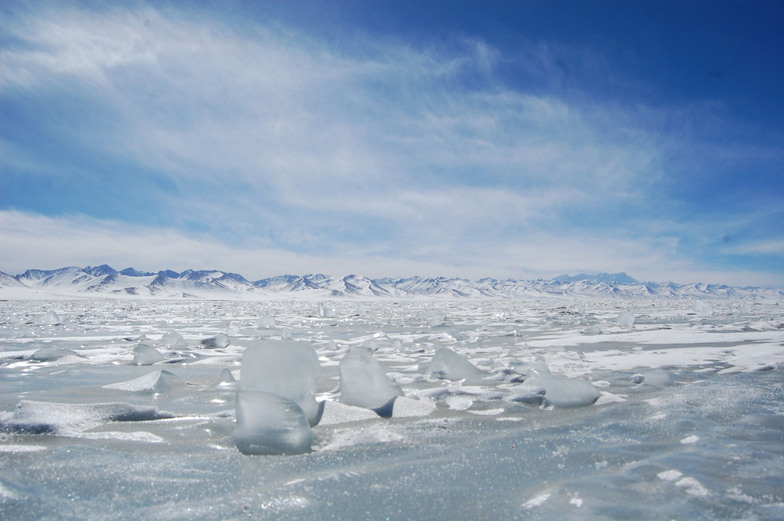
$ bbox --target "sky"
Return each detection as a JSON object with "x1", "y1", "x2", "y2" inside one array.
[{"x1": 1, "y1": 0, "x2": 783, "y2": 286}]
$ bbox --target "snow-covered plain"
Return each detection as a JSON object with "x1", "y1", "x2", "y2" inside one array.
[{"x1": 1, "y1": 297, "x2": 783, "y2": 520}]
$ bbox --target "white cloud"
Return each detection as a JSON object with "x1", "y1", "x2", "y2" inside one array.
[
  {"x1": 2, "y1": 3, "x2": 778, "y2": 286},
  {"x1": 723, "y1": 240, "x2": 784, "y2": 256},
  {"x1": 0, "y1": 210, "x2": 327, "y2": 279},
  {"x1": 3, "y1": 210, "x2": 779, "y2": 286},
  {"x1": 1, "y1": 3, "x2": 663, "y2": 193}
]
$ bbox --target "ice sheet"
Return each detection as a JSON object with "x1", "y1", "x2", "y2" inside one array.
[{"x1": 1, "y1": 297, "x2": 783, "y2": 520}]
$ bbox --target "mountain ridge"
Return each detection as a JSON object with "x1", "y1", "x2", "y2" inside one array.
[{"x1": 1, "y1": 265, "x2": 781, "y2": 300}]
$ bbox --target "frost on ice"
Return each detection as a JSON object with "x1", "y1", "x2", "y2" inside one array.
[
  {"x1": 0, "y1": 400, "x2": 173, "y2": 435},
  {"x1": 339, "y1": 348, "x2": 403, "y2": 417}
]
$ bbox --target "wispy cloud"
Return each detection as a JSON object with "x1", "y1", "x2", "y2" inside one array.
[
  {"x1": 5, "y1": 209, "x2": 775, "y2": 286},
  {"x1": 1, "y1": 2, "x2": 781, "y2": 285},
  {"x1": 723, "y1": 240, "x2": 784, "y2": 256}
]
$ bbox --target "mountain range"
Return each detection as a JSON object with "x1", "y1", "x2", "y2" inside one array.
[{"x1": 1, "y1": 265, "x2": 781, "y2": 300}]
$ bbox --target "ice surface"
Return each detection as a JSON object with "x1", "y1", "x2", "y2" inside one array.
[
  {"x1": 2, "y1": 297, "x2": 784, "y2": 520},
  {"x1": 240, "y1": 341, "x2": 323, "y2": 426},
  {"x1": 339, "y1": 348, "x2": 403, "y2": 416},
  {"x1": 427, "y1": 347, "x2": 488, "y2": 382},
  {"x1": 132, "y1": 343, "x2": 165, "y2": 365},
  {"x1": 232, "y1": 390, "x2": 313, "y2": 455},
  {"x1": 392, "y1": 396, "x2": 437, "y2": 418}
]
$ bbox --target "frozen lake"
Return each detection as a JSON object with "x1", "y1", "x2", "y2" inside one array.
[{"x1": 1, "y1": 297, "x2": 783, "y2": 520}]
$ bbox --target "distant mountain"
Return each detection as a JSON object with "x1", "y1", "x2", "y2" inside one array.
[
  {"x1": 553, "y1": 272, "x2": 639, "y2": 285},
  {"x1": 1, "y1": 265, "x2": 781, "y2": 300},
  {"x1": 0, "y1": 270, "x2": 28, "y2": 288}
]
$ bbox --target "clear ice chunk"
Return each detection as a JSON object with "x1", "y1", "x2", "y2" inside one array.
[
  {"x1": 339, "y1": 348, "x2": 403, "y2": 417},
  {"x1": 132, "y1": 343, "x2": 165, "y2": 365},
  {"x1": 201, "y1": 333, "x2": 230, "y2": 348},
  {"x1": 427, "y1": 347, "x2": 488, "y2": 382},
  {"x1": 39, "y1": 311, "x2": 61, "y2": 325},
  {"x1": 636, "y1": 369, "x2": 675, "y2": 387},
  {"x1": 504, "y1": 380, "x2": 547, "y2": 405},
  {"x1": 103, "y1": 370, "x2": 179, "y2": 394},
  {"x1": 231, "y1": 390, "x2": 312, "y2": 455},
  {"x1": 30, "y1": 347, "x2": 78, "y2": 362},
  {"x1": 240, "y1": 342, "x2": 323, "y2": 426},
  {"x1": 211, "y1": 368, "x2": 239, "y2": 391},
  {"x1": 527, "y1": 363, "x2": 600, "y2": 408},
  {"x1": 160, "y1": 331, "x2": 186, "y2": 347},
  {"x1": 257, "y1": 315, "x2": 276, "y2": 329},
  {"x1": 580, "y1": 325, "x2": 602, "y2": 335},
  {"x1": 617, "y1": 310, "x2": 635, "y2": 329}
]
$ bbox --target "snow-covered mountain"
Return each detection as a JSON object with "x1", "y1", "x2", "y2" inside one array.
[{"x1": 1, "y1": 265, "x2": 781, "y2": 300}]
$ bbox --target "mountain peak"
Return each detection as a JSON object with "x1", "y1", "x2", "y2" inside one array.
[
  {"x1": 119, "y1": 267, "x2": 154, "y2": 277},
  {"x1": 84, "y1": 264, "x2": 118, "y2": 277}
]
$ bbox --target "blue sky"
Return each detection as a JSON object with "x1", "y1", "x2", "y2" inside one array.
[{"x1": 1, "y1": 1, "x2": 783, "y2": 285}]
